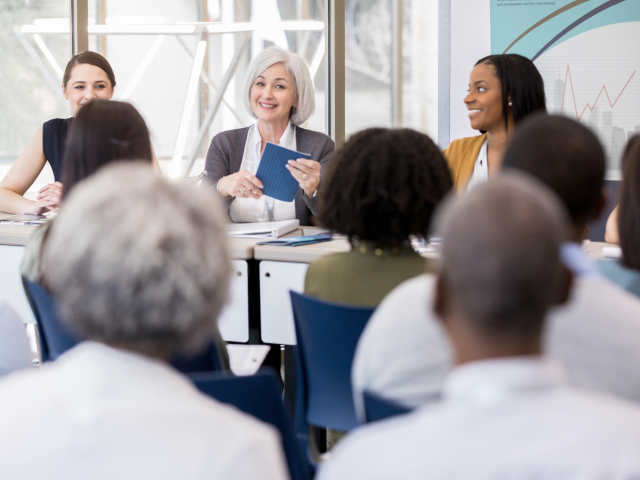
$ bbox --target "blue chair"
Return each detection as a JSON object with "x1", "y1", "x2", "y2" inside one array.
[
  {"x1": 363, "y1": 390, "x2": 413, "y2": 423},
  {"x1": 189, "y1": 369, "x2": 313, "y2": 480},
  {"x1": 23, "y1": 279, "x2": 225, "y2": 371},
  {"x1": 23, "y1": 279, "x2": 79, "y2": 362},
  {"x1": 289, "y1": 291, "x2": 375, "y2": 458}
]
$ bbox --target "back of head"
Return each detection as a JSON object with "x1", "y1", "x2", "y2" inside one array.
[
  {"x1": 618, "y1": 134, "x2": 640, "y2": 270},
  {"x1": 319, "y1": 128, "x2": 453, "y2": 247},
  {"x1": 475, "y1": 54, "x2": 546, "y2": 128},
  {"x1": 440, "y1": 173, "x2": 566, "y2": 336},
  {"x1": 502, "y1": 114, "x2": 605, "y2": 227},
  {"x1": 42, "y1": 163, "x2": 232, "y2": 358},
  {"x1": 61, "y1": 100, "x2": 153, "y2": 200}
]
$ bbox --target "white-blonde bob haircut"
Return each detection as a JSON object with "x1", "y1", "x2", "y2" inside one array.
[{"x1": 243, "y1": 46, "x2": 316, "y2": 125}]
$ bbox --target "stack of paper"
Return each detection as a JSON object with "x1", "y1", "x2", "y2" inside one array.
[{"x1": 227, "y1": 219, "x2": 300, "y2": 238}]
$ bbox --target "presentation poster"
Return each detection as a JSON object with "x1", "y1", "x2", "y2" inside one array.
[{"x1": 490, "y1": 0, "x2": 640, "y2": 176}]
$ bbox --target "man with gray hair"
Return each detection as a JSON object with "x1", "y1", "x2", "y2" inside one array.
[
  {"x1": 319, "y1": 175, "x2": 640, "y2": 479},
  {"x1": 0, "y1": 163, "x2": 289, "y2": 480}
]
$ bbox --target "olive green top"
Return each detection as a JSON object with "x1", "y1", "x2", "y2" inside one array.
[
  {"x1": 20, "y1": 222, "x2": 50, "y2": 284},
  {"x1": 304, "y1": 243, "x2": 428, "y2": 307}
]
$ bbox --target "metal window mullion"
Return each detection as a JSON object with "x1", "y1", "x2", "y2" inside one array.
[
  {"x1": 391, "y1": 0, "x2": 403, "y2": 127},
  {"x1": 325, "y1": 0, "x2": 345, "y2": 148},
  {"x1": 70, "y1": 0, "x2": 89, "y2": 56}
]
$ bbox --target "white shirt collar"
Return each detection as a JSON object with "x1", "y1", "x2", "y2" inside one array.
[
  {"x1": 442, "y1": 356, "x2": 565, "y2": 404},
  {"x1": 251, "y1": 121, "x2": 296, "y2": 152},
  {"x1": 466, "y1": 139, "x2": 488, "y2": 192}
]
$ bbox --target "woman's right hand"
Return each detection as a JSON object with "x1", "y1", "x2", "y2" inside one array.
[
  {"x1": 25, "y1": 182, "x2": 63, "y2": 214},
  {"x1": 218, "y1": 170, "x2": 264, "y2": 200}
]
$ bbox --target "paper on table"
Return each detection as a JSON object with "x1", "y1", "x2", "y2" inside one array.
[
  {"x1": 256, "y1": 142, "x2": 311, "y2": 202},
  {"x1": 226, "y1": 344, "x2": 272, "y2": 376}
]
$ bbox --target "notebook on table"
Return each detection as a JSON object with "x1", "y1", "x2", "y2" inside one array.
[{"x1": 227, "y1": 219, "x2": 300, "y2": 239}]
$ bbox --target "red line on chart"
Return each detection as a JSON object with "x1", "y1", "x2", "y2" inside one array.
[{"x1": 560, "y1": 66, "x2": 636, "y2": 121}]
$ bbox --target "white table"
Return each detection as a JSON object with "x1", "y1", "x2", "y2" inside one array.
[
  {"x1": 255, "y1": 237, "x2": 351, "y2": 345},
  {"x1": 0, "y1": 223, "x2": 260, "y2": 343}
]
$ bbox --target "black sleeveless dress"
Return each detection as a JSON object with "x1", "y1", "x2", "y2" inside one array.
[{"x1": 42, "y1": 118, "x2": 72, "y2": 182}]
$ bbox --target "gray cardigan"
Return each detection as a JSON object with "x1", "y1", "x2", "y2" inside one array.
[{"x1": 204, "y1": 126, "x2": 335, "y2": 226}]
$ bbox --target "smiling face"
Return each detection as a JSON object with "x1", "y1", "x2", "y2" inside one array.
[
  {"x1": 464, "y1": 62, "x2": 508, "y2": 133},
  {"x1": 250, "y1": 62, "x2": 297, "y2": 128},
  {"x1": 63, "y1": 63, "x2": 114, "y2": 115}
]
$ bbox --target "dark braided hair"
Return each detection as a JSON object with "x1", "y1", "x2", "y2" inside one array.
[{"x1": 319, "y1": 128, "x2": 453, "y2": 248}]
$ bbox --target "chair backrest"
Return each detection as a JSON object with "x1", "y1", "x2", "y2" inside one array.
[
  {"x1": 24, "y1": 279, "x2": 79, "y2": 362},
  {"x1": 290, "y1": 291, "x2": 375, "y2": 433},
  {"x1": 189, "y1": 369, "x2": 312, "y2": 480},
  {"x1": 363, "y1": 390, "x2": 412, "y2": 423},
  {"x1": 23, "y1": 279, "x2": 224, "y2": 372}
]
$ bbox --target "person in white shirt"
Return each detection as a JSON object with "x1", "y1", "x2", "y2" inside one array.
[
  {"x1": 0, "y1": 163, "x2": 289, "y2": 480},
  {"x1": 352, "y1": 114, "x2": 640, "y2": 416},
  {"x1": 320, "y1": 174, "x2": 640, "y2": 480}
]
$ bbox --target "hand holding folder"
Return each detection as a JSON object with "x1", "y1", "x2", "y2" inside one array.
[{"x1": 255, "y1": 142, "x2": 311, "y2": 202}]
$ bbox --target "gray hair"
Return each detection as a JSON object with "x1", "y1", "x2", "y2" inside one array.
[
  {"x1": 243, "y1": 46, "x2": 316, "y2": 125},
  {"x1": 439, "y1": 173, "x2": 567, "y2": 333},
  {"x1": 42, "y1": 163, "x2": 232, "y2": 358}
]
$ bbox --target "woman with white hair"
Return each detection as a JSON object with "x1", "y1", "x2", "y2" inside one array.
[
  {"x1": 0, "y1": 163, "x2": 289, "y2": 479},
  {"x1": 205, "y1": 46, "x2": 335, "y2": 224}
]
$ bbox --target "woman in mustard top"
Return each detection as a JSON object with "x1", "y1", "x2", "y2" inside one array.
[{"x1": 444, "y1": 54, "x2": 546, "y2": 192}]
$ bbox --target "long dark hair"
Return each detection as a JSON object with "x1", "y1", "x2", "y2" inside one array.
[
  {"x1": 319, "y1": 128, "x2": 453, "y2": 248},
  {"x1": 63, "y1": 51, "x2": 116, "y2": 89},
  {"x1": 618, "y1": 135, "x2": 640, "y2": 270},
  {"x1": 61, "y1": 100, "x2": 152, "y2": 200},
  {"x1": 475, "y1": 54, "x2": 546, "y2": 131}
]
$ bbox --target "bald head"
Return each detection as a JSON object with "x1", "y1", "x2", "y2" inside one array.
[{"x1": 438, "y1": 174, "x2": 567, "y2": 337}]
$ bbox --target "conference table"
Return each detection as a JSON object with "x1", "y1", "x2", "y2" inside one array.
[{"x1": 0, "y1": 221, "x2": 618, "y2": 348}]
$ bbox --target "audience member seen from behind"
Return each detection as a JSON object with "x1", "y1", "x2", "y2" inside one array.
[
  {"x1": 598, "y1": 135, "x2": 640, "y2": 297},
  {"x1": 351, "y1": 114, "x2": 640, "y2": 420},
  {"x1": 444, "y1": 54, "x2": 546, "y2": 191},
  {"x1": 0, "y1": 164, "x2": 290, "y2": 480},
  {"x1": 205, "y1": 46, "x2": 334, "y2": 224},
  {"x1": 320, "y1": 175, "x2": 640, "y2": 480},
  {"x1": 305, "y1": 128, "x2": 453, "y2": 306},
  {"x1": 502, "y1": 114, "x2": 605, "y2": 277},
  {"x1": 0, "y1": 51, "x2": 116, "y2": 214},
  {"x1": 20, "y1": 100, "x2": 153, "y2": 284}
]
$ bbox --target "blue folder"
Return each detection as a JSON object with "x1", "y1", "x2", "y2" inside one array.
[
  {"x1": 257, "y1": 234, "x2": 333, "y2": 247},
  {"x1": 256, "y1": 142, "x2": 311, "y2": 202}
]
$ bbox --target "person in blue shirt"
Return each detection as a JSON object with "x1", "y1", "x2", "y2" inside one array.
[{"x1": 598, "y1": 135, "x2": 640, "y2": 298}]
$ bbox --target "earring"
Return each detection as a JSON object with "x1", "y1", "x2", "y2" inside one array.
[{"x1": 508, "y1": 102, "x2": 513, "y2": 106}]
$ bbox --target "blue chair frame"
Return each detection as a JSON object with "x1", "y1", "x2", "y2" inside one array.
[
  {"x1": 363, "y1": 390, "x2": 413, "y2": 423},
  {"x1": 290, "y1": 291, "x2": 375, "y2": 459},
  {"x1": 189, "y1": 369, "x2": 313, "y2": 480},
  {"x1": 23, "y1": 279, "x2": 224, "y2": 371}
]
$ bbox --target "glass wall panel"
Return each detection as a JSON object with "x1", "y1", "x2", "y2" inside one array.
[
  {"x1": 1, "y1": 0, "x2": 70, "y2": 193},
  {"x1": 7, "y1": 0, "x2": 326, "y2": 180},
  {"x1": 345, "y1": 0, "x2": 439, "y2": 141}
]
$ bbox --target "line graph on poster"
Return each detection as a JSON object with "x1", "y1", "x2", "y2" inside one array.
[
  {"x1": 534, "y1": 22, "x2": 640, "y2": 177},
  {"x1": 559, "y1": 66, "x2": 636, "y2": 121}
]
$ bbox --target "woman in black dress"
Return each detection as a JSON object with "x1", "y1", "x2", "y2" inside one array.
[{"x1": 0, "y1": 51, "x2": 116, "y2": 214}]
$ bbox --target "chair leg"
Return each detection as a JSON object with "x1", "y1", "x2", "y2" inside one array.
[
  {"x1": 283, "y1": 345, "x2": 297, "y2": 418},
  {"x1": 308, "y1": 425, "x2": 327, "y2": 463},
  {"x1": 32, "y1": 324, "x2": 43, "y2": 365}
]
